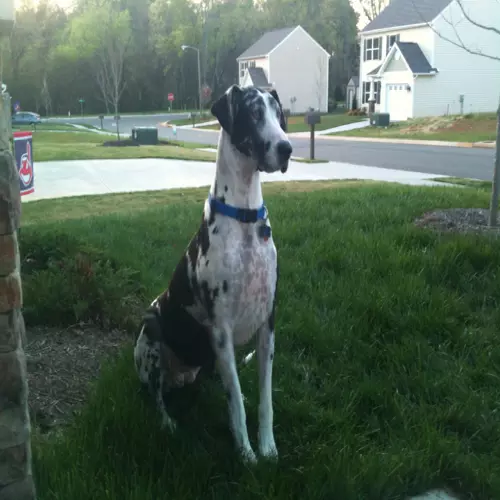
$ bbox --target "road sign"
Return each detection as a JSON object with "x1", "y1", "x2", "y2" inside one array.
[
  {"x1": 79, "y1": 98, "x2": 85, "y2": 104},
  {"x1": 168, "y1": 93, "x2": 174, "y2": 102},
  {"x1": 202, "y1": 84, "x2": 211, "y2": 99}
]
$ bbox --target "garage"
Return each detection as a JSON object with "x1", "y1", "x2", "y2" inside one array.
[{"x1": 385, "y1": 83, "x2": 412, "y2": 121}]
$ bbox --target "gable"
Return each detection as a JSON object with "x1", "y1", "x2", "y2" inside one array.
[
  {"x1": 237, "y1": 26, "x2": 296, "y2": 60},
  {"x1": 361, "y1": 0, "x2": 453, "y2": 33},
  {"x1": 385, "y1": 54, "x2": 407, "y2": 71}
]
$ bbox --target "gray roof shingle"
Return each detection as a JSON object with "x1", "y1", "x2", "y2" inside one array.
[
  {"x1": 361, "y1": 0, "x2": 453, "y2": 33},
  {"x1": 237, "y1": 26, "x2": 296, "y2": 59},
  {"x1": 396, "y1": 41, "x2": 435, "y2": 73}
]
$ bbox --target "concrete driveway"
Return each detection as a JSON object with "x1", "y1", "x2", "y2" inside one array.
[{"x1": 24, "y1": 158, "x2": 451, "y2": 202}]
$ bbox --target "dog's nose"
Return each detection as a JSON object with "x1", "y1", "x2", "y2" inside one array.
[{"x1": 277, "y1": 140, "x2": 292, "y2": 161}]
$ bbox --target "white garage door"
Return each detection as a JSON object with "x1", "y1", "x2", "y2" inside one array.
[{"x1": 385, "y1": 84, "x2": 412, "y2": 121}]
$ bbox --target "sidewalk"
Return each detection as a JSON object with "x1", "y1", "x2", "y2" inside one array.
[
  {"x1": 290, "y1": 131, "x2": 496, "y2": 149},
  {"x1": 22, "y1": 158, "x2": 455, "y2": 203}
]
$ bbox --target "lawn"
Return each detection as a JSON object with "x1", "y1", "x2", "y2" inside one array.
[
  {"x1": 170, "y1": 112, "x2": 366, "y2": 133},
  {"x1": 32, "y1": 131, "x2": 216, "y2": 162},
  {"x1": 330, "y1": 112, "x2": 498, "y2": 143},
  {"x1": 24, "y1": 181, "x2": 500, "y2": 500},
  {"x1": 13, "y1": 123, "x2": 80, "y2": 132},
  {"x1": 286, "y1": 112, "x2": 366, "y2": 133}
]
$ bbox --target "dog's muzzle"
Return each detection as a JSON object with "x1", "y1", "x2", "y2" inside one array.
[{"x1": 277, "y1": 140, "x2": 292, "y2": 173}]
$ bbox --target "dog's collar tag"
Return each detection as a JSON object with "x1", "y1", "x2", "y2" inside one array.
[
  {"x1": 258, "y1": 224, "x2": 271, "y2": 242},
  {"x1": 208, "y1": 194, "x2": 267, "y2": 224}
]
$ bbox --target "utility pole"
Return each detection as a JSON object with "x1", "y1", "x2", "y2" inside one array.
[
  {"x1": 181, "y1": 45, "x2": 203, "y2": 118},
  {"x1": 0, "y1": 1, "x2": 37, "y2": 498},
  {"x1": 488, "y1": 100, "x2": 500, "y2": 227}
]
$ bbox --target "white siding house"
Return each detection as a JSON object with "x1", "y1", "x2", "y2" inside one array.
[
  {"x1": 357, "y1": 0, "x2": 500, "y2": 121},
  {"x1": 237, "y1": 26, "x2": 331, "y2": 114}
]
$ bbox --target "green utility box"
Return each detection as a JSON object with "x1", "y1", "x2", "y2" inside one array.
[
  {"x1": 370, "y1": 113, "x2": 390, "y2": 127},
  {"x1": 132, "y1": 127, "x2": 158, "y2": 145}
]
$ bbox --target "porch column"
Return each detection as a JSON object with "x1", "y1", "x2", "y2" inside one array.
[{"x1": 368, "y1": 77, "x2": 376, "y2": 115}]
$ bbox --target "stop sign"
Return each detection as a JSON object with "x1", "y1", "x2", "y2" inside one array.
[{"x1": 168, "y1": 93, "x2": 174, "y2": 102}]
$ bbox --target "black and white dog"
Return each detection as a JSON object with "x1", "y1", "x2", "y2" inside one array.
[{"x1": 134, "y1": 84, "x2": 292, "y2": 462}]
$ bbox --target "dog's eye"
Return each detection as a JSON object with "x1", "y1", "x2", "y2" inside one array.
[{"x1": 251, "y1": 109, "x2": 262, "y2": 121}]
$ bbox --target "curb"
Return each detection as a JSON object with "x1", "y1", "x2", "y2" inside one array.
[{"x1": 292, "y1": 133, "x2": 496, "y2": 149}]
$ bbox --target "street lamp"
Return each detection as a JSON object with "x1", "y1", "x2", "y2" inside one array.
[{"x1": 181, "y1": 44, "x2": 202, "y2": 118}]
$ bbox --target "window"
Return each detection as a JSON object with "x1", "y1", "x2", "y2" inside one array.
[
  {"x1": 362, "y1": 81, "x2": 381, "y2": 104},
  {"x1": 240, "y1": 61, "x2": 248, "y2": 78},
  {"x1": 386, "y1": 34, "x2": 400, "y2": 55},
  {"x1": 364, "y1": 37, "x2": 382, "y2": 61},
  {"x1": 249, "y1": 60, "x2": 256, "y2": 68}
]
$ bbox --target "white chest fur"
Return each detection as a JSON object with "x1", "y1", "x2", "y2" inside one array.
[{"x1": 196, "y1": 216, "x2": 277, "y2": 345}]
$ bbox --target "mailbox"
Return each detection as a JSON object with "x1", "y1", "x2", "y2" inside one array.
[{"x1": 305, "y1": 111, "x2": 321, "y2": 126}]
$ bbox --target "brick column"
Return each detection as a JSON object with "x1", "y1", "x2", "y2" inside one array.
[{"x1": 0, "y1": 91, "x2": 36, "y2": 499}]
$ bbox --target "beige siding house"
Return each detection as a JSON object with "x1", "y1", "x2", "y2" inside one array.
[
  {"x1": 237, "y1": 26, "x2": 330, "y2": 114},
  {"x1": 357, "y1": 0, "x2": 500, "y2": 121}
]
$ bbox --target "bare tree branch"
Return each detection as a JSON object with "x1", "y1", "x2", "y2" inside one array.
[{"x1": 410, "y1": 0, "x2": 500, "y2": 61}]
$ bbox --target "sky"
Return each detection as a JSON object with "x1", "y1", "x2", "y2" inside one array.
[{"x1": 13, "y1": 0, "x2": 369, "y2": 28}]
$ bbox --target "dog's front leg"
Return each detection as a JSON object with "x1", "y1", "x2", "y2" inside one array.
[
  {"x1": 213, "y1": 326, "x2": 256, "y2": 463},
  {"x1": 257, "y1": 322, "x2": 278, "y2": 459}
]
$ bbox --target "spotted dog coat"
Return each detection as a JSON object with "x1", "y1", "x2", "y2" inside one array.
[{"x1": 134, "y1": 84, "x2": 292, "y2": 462}]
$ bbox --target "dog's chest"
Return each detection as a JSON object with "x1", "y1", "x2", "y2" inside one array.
[{"x1": 200, "y1": 222, "x2": 277, "y2": 344}]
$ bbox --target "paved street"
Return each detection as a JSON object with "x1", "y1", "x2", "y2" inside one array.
[
  {"x1": 46, "y1": 112, "x2": 191, "y2": 137},
  {"x1": 48, "y1": 113, "x2": 496, "y2": 181},
  {"x1": 162, "y1": 126, "x2": 495, "y2": 181}
]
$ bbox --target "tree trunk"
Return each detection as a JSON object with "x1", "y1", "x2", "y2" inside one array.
[
  {"x1": 488, "y1": 101, "x2": 500, "y2": 227},
  {"x1": 0, "y1": 91, "x2": 36, "y2": 500}
]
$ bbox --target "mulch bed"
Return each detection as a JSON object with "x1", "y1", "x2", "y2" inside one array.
[
  {"x1": 415, "y1": 208, "x2": 500, "y2": 235},
  {"x1": 25, "y1": 325, "x2": 132, "y2": 433}
]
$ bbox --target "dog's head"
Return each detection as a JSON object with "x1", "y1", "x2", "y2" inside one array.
[{"x1": 210, "y1": 85, "x2": 292, "y2": 173}]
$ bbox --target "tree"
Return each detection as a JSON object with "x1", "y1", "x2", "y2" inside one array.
[
  {"x1": 354, "y1": 0, "x2": 388, "y2": 22},
  {"x1": 315, "y1": 56, "x2": 326, "y2": 110},
  {"x1": 412, "y1": 0, "x2": 500, "y2": 226},
  {"x1": 65, "y1": 6, "x2": 132, "y2": 137}
]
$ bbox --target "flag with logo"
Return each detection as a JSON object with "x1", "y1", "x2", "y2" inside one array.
[{"x1": 13, "y1": 131, "x2": 35, "y2": 196}]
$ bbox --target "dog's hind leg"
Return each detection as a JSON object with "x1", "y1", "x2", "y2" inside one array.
[
  {"x1": 134, "y1": 326, "x2": 177, "y2": 432},
  {"x1": 256, "y1": 322, "x2": 277, "y2": 459},
  {"x1": 213, "y1": 325, "x2": 256, "y2": 463}
]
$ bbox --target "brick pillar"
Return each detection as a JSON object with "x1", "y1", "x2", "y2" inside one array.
[{"x1": 0, "y1": 91, "x2": 36, "y2": 499}]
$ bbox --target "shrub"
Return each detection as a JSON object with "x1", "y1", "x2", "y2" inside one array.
[{"x1": 20, "y1": 230, "x2": 146, "y2": 332}]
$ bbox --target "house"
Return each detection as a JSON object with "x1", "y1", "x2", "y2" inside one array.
[
  {"x1": 357, "y1": 0, "x2": 500, "y2": 121},
  {"x1": 237, "y1": 26, "x2": 331, "y2": 114}
]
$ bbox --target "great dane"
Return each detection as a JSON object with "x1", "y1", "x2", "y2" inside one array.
[{"x1": 134, "y1": 84, "x2": 292, "y2": 462}]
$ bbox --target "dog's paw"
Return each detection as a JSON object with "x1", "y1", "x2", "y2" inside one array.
[
  {"x1": 259, "y1": 437, "x2": 278, "y2": 460},
  {"x1": 241, "y1": 447, "x2": 258, "y2": 465},
  {"x1": 160, "y1": 413, "x2": 177, "y2": 433}
]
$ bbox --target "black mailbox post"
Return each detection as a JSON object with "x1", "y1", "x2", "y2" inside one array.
[
  {"x1": 305, "y1": 111, "x2": 321, "y2": 160},
  {"x1": 283, "y1": 108, "x2": 291, "y2": 130}
]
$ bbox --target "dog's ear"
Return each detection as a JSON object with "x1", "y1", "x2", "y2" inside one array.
[
  {"x1": 211, "y1": 84, "x2": 242, "y2": 135},
  {"x1": 270, "y1": 89, "x2": 287, "y2": 132}
]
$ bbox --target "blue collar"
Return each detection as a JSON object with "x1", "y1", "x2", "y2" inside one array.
[{"x1": 208, "y1": 194, "x2": 267, "y2": 223}]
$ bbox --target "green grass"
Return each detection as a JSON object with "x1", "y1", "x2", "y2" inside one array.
[
  {"x1": 292, "y1": 157, "x2": 329, "y2": 163},
  {"x1": 433, "y1": 177, "x2": 492, "y2": 190},
  {"x1": 13, "y1": 123, "x2": 80, "y2": 132},
  {"x1": 331, "y1": 113, "x2": 498, "y2": 142},
  {"x1": 287, "y1": 112, "x2": 366, "y2": 133},
  {"x1": 170, "y1": 112, "x2": 366, "y2": 133},
  {"x1": 25, "y1": 181, "x2": 500, "y2": 499},
  {"x1": 32, "y1": 131, "x2": 216, "y2": 162}
]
